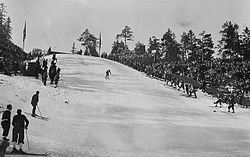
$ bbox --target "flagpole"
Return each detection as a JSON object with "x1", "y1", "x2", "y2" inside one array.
[
  {"x1": 23, "y1": 21, "x2": 27, "y2": 51},
  {"x1": 99, "y1": 32, "x2": 101, "y2": 57},
  {"x1": 22, "y1": 39, "x2": 25, "y2": 50}
]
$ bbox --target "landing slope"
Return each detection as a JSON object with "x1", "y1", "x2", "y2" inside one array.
[{"x1": 1, "y1": 54, "x2": 250, "y2": 157}]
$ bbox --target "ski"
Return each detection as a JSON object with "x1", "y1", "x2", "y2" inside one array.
[
  {"x1": 6, "y1": 151, "x2": 50, "y2": 156},
  {"x1": 24, "y1": 112, "x2": 49, "y2": 121}
]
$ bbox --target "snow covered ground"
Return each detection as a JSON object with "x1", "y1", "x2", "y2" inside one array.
[{"x1": 1, "y1": 54, "x2": 250, "y2": 157}]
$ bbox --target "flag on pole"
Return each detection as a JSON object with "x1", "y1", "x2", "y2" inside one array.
[{"x1": 22, "y1": 21, "x2": 26, "y2": 50}]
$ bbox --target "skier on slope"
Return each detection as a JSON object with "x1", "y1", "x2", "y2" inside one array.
[
  {"x1": 105, "y1": 69, "x2": 111, "y2": 79},
  {"x1": 1, "y1": 104, "x2": 12, "y2": 141},
  {"x1": 31, "y1": 91, "x2": 39, "y2": 117},
  {"x1": 11, "y1": 109, "x2": 29, "y2": 153}
]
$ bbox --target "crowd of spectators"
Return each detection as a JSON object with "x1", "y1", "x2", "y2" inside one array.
[{"x1": 108, "y1": 53, "x2": 250, "y2": 108}]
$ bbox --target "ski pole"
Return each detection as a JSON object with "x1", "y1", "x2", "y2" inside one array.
[
  {"x1": 25, "y1": 129, "x2": 30, "y2": 150},
  {"x1": 37, "y1": 106, "x2": 42, "y2": 117}
]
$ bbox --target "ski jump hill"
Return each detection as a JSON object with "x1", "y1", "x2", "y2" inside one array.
[{"x1": 1, "y1": 54, "x2": 250, "y2": 157}]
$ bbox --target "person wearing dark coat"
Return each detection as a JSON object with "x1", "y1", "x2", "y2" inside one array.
[
  {"x1": 54, "y1": 68, "x2": 61, "y2": 88},
  {"x1": 49, "y1": 64, "x2": 57, "y2": 84},
  {"x1": 35, "y1": 57, "x2": 41, "y2": 79},
  {"x1": 11, "y1": 109, "x2": 29, "y2": 153},
  {"x1": 31, "y1": 91, "x2": 39, "y2": 116},
  {"x1": 228, "y1": 93, "x2": 235, "y2": 113},
  {"x1": 1, "y1": 104, "x2": 12, "y2": 141},
  {"x1": 42, "y1": 66, "x2": 48, "y2": 86}
]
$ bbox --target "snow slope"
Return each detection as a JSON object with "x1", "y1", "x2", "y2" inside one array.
[{"x1": 1, "y1": 54, "x2": 250, "y2": 157}]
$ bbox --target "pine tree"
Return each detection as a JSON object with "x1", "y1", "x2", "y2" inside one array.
[
  {"x1": 218, "y1": 21, "x2": 240, "y2": 59},
  {"x1": 180, "y1": 30, "x2": 199, "y2": 62},
  {"x1": 111, "y1": 40, "x2": 126, "y2": 55},
  {"x1": 240, "y1": 27, "x2": 250, "y2": 60},
  {"x1": 198, "y1": 31, "x2": 214, "y2": 61},
  {"x1": 147, "y1": 36, "x2": 161, "y2": 62},
  {"x1": 118, "y1": 26, "x2": 134, "y2": 48},
  {"x1": 134, "y1": 42, "x2": 146, "y2": 55},
  {"x1": 0, "y1": 3, "x2": 11, "y2": 43},
  {"x1": 161, "y1": 28, "x2": 181, "y2": 62},
  {"x1": 78, "y1": 29, "x2": 99, "y2": 57}
]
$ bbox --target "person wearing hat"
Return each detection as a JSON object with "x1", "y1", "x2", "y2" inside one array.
[
  {"x1": 31, "y1": 91, "x2": 39, "y2": 117},
  {"x1": 1, "y1": 104, "x2": 12, "y2": 141},
  {"x1": 11, "y1": 109, "x2": 29, "y2": 153}
]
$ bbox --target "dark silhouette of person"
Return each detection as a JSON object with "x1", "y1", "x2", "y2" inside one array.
[
  {"x1": 49, "y1": 64, "x2": 57, "y2": 84},
  {"x1": 42, "y1": 66, "x2": 48, "y2": 86},
  {"x1": 228, "y1": 93, "x2": 235, "y2": 113},
  {"x1": 12, "y1": 109, "x2": 29, "y2": 153},
  {"x1": 35, "y1": 57, "x2": 41, "y2": 79},
  {"x1": 42, "y1": 59, "x2": 48, "y2": 69},
  {"x1": 54, "y1": 68, "x2": 61, "y2": 88},
  {"x1": 105, "y1": 69, "x2": 111, "y2": 79},
  {"x1": 31, "y1": 91, "x2": 39, "y2": 116},
  {"x1": 1, "y1": 104, "x2": 12, "y2": 141}
]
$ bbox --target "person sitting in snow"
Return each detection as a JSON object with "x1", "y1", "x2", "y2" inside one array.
[
  {"x1": 11, "y1": 109, "x2": 29, "y2": 154},
  {"x1": 1, "y1": 104, "x2": 12, "y2": 141}
]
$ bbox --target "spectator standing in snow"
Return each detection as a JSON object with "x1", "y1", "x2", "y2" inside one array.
[
  {"x1": 11, "y1": 109, "x2": 29, "y2": 153},
  {"x1": 31, "y1": 91, "x2": 39, "y2": 116},
  {"x1": 35, "y1": 57, "x2": 41, "y2": 79},
  {"x1": 1, "y1": 104, "x2": 12, "y2": 141},
  {"x1": 228, "y1": 93, "x2": 235, "y2": 113},
  {"x1": 42, "y1": 59, "x2": 48, "y2": 69},
  {"x1": 105, "y1": 69, "x2": 111, "y2": 79},
  {"x1": 49, "y1": 64, "x2": 57, "y2": 84},
  {"x1": 54, "y1": 68, "x2": 61, "y2": 88},
  {"x1": 42, "y1": 66, "x2": 48, "y2": 86}
]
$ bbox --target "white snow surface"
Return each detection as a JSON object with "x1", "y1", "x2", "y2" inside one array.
[{"x1": 1, "y1": 54, "x2": 250, "y2": 157}]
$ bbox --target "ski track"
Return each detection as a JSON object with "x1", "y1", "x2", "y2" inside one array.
[{"x1": 1, "y1": 54, "x2": 250, "y2": 157}]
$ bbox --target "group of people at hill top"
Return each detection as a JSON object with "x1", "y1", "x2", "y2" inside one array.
[
  {"x1": 0, "y1": 91, "x2": 40, "y2": 155},
  {"x1": 36, "y1": 53, "x2": 61, "y2": 87}
]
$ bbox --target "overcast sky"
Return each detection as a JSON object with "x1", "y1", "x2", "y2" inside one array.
[{"x1": 3, "y1": 0, "x2": 250, "y2": 53}]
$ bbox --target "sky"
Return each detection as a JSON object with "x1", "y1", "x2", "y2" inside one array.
[{"x1": 2, "y1": 0, "x2": 250, "y2": 54}]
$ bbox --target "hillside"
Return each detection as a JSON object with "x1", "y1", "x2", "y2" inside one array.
[{"x1": 1, "y1": 54, "x2": 250, "y2": 157}]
